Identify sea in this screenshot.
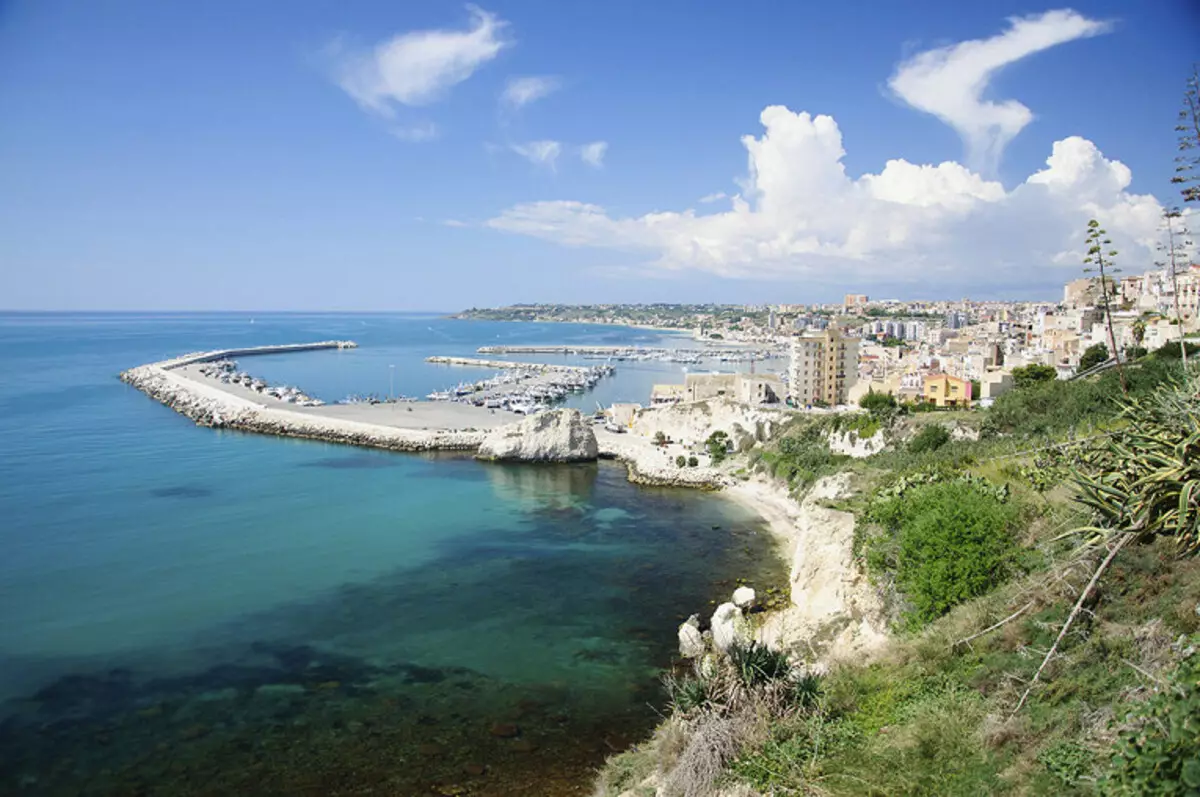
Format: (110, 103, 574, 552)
(0, 312, 787, 796)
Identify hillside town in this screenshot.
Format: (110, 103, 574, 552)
(471, 263, 1200, 414)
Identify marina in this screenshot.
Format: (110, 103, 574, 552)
(476, 344, 784, 363)
(425, 357, 615, 413)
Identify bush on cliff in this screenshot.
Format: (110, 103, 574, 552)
(867, 480, 1021, 626)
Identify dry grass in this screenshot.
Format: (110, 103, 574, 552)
(661, 711, 763, 797)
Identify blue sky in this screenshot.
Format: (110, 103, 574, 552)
(0, 1, 1197, 311)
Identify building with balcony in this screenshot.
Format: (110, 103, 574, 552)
(789, 328, 859, 406)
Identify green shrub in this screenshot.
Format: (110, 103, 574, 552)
(859, 388, 897, 415)
(675, 455, 686, 467)
(868, 480, 1021, 626)
(687, 455, 698, 467)
(706, 430, 729, 464)
(909, 424, 951, 453)
(1011, 363, 1057, 389)
(1079, 342, 1110, 372)
(1103, 637, 1200, 795)
(728, 643, 792, 688)
(1038, 741, 1097, 787)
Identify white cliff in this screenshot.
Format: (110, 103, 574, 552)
(476, 408, 599, 462)
(748, 474, 889, 665)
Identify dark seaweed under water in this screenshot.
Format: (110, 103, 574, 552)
(1, 459, 785, 797)
(0, 314, 786, 796)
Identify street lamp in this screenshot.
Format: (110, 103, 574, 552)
(389, 364, 395, 404)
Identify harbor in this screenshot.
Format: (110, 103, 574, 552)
(425, 356, 615, 412)
(476, 344, 784, 363)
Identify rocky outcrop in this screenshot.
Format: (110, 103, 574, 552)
(828, 429, 888, 458)
(678, 615, 705, 659)
(630, 398, 785, 452)
(757, 473, 889, 665)
(476, 408, 599, 462)
(711, 602, 752, 653)
(732, 586, 756, 609)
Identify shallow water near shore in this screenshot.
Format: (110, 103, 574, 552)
(0, 313, 786, 795)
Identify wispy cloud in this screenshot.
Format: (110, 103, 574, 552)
(511, 140, 562, 169)
(501, 75, 560, 109)
(889, 9, 1111, 172)
(442, 219, 470, 227)
(698, 192, 727, 204)
(390, 122, 439, 142)
(329, 5, 509, 117)
(580, 141, 608, 168)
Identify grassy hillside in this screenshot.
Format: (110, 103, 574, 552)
(596, 358, 1200, 797)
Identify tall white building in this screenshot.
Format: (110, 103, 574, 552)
(789, 328, 859, 406)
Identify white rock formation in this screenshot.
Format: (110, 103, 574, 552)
(630, 398, 785, 453)
(678, 615, 705, 659)
(732, 586, 756, 609)
(710, 602, 751, 653)
(827, 428, 887, 457)
(477, 408, 599, 462)
(757, 473, 889, 663)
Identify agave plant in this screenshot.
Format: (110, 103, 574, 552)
(1071, 370, 1200, 556)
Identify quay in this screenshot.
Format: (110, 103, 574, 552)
(157, 341, 357, 370)
(425, 356, 591, 372)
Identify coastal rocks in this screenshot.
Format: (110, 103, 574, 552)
(732, 586, 756, 609)
(630, 398, 784, 452)
(710, 603, 751, 653)
(476, 409, 598, 462)
(757, 473, 889, 664)
(678, 615, 705, 659)
(827, 428, 887, 458)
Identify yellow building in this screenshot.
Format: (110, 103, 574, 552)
(789, 328, 859, 406)
(923, 374, 972, 408)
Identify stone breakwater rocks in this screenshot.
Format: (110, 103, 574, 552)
(120, 365, 483, 452)
(476, 408, 599, 462)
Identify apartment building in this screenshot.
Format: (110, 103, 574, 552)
(789, 328, 859, 406)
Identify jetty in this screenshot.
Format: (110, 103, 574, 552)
(119, 342, 729, 489)
(425, 356, 590, 371)
(120, 341, 505, 453)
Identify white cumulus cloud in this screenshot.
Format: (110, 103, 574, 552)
(486, 105, 1166, 293)
(501, 76, 560, 109)
(511, 140, 562, 169)
(889, 9, 1111, 173)
(330, 6, 508, 116)
(580, 141, 608, 168)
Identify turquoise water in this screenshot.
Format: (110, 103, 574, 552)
(0, 313, 784, 796)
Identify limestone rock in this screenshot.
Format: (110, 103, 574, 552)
(711, 602, 750, 653)
(732, 586, 756, 609)
(678, 615, 705, 658)
(476, 408, 599, 462)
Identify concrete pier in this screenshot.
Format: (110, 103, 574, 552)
(425, 356, 590, 372)
(120, 342, 728, 488)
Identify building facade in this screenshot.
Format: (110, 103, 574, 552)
(789, 328, 859, 406)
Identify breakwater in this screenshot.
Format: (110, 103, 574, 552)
(121, 343, 727, 486)
(157, 341, 357, 369)
(425, 355, 591, 371)
(120, 343, 484, 452)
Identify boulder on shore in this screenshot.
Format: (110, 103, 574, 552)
(732, 586, 756, 609)
(476, 408, 599, 463)
(711, 602, 751, 653)
(678, 615, 705, 659)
